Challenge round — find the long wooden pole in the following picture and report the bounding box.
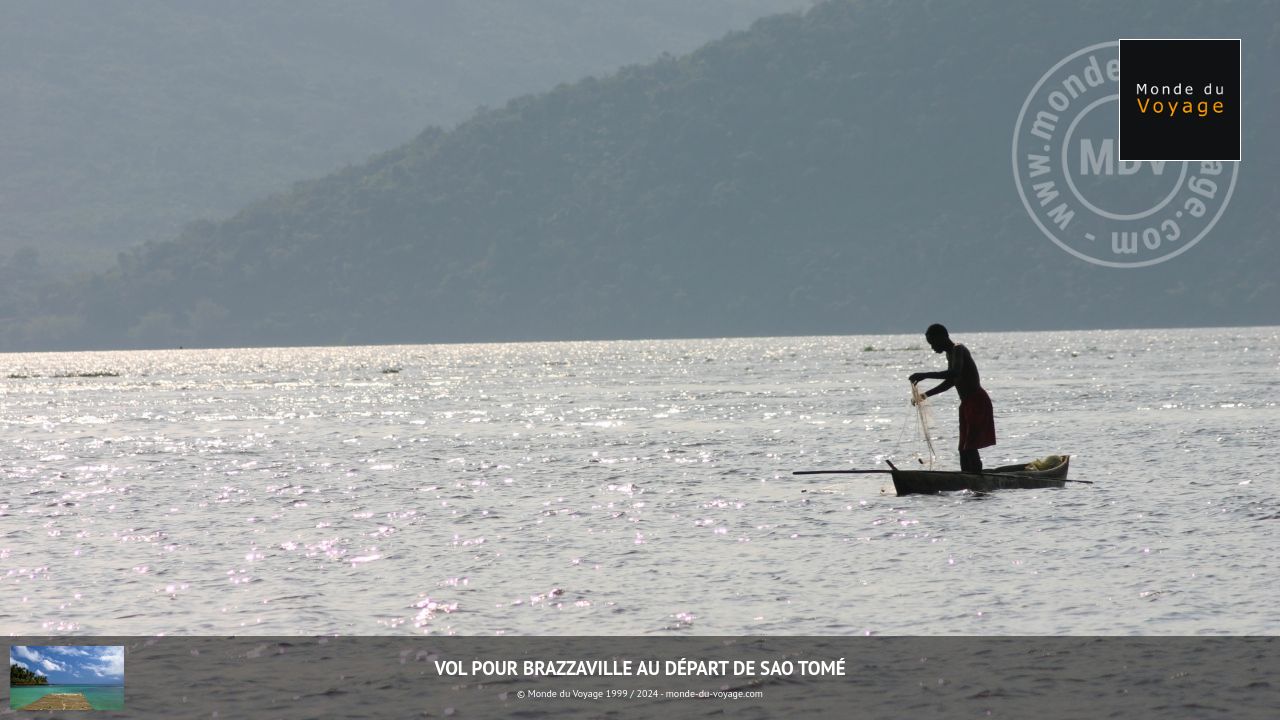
[791,469,892,475]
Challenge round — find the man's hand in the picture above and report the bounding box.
[908,373,925,385]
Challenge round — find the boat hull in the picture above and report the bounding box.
[891,456,1070,495]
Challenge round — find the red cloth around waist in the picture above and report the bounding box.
[958,388,996,451]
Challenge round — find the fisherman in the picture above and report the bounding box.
[908,324,995,473]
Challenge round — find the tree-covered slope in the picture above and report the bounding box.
[0,0,809,272]
[5,0,1276,350]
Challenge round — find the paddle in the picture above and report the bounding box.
[792,469,892,475]
[792,459,904,475]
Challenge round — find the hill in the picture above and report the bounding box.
[3,0,1276,350]
[0,0,809,273]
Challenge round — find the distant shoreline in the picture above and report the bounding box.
[3,321,1277,356]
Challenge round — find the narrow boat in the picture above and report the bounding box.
[888,455,1070,495]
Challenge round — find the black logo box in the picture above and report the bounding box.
[1119,38,1241,161]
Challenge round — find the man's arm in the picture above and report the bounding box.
[924,378,954,398]
[909,348,966,397]
[909,370,948,382]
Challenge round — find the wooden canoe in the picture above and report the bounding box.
[889,455,1070,495]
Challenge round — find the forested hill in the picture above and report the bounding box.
[5,0,1276,350]
[0,0,808,272]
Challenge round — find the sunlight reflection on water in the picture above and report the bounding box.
[1,327,1277,635]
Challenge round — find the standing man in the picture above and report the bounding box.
[908,324,995,472]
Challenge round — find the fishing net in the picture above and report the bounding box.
[910,382,937,469]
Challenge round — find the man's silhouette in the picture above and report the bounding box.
[908,324,995,472]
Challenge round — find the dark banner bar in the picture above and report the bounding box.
[7,637,1278,718]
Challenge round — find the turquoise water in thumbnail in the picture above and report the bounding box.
[9,684,125,710]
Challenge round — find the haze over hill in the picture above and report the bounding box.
[2,0,1276,351]
[0,0,810,272]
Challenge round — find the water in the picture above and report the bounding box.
[1,328,1276,636]
[9,684,126,710]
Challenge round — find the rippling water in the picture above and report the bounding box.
[1,328,1276,635]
